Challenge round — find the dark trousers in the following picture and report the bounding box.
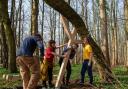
[59,59,71,83]
[81,60,93,84]
[42,63,53,86]
[48,67,53,84]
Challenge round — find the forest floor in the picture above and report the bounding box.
[0,64,128,89]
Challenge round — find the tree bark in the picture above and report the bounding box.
[124,0,128,70]
[99,0,111,81]
[31,0,39,35]
[0,22,8,68]
[10,0,15,34]
[44,0,117,83]
[111,0,118,67]
[0,0,17,73]
[41,0,45,38]
[17,0,22,47]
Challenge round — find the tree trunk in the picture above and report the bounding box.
[111,0,118,66]
[124,0,128,70]
[10,0,15,35]
[84,0,88,28]
[44,0,118,83]
[92,0,96,39]
[17,0,22,47]
[0,22,8,68]
[0,0,17,73]
[0,36,1,64]
[31,0,39,35]
[41,0,45,39]
[99,0,111,81]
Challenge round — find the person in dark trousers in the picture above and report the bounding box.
[16,34,44,89]
[80,37,93,85]
[59,44,78,85]
[41,40,66,88]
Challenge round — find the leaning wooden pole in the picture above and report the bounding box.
[55,40,72,87]
[55,16,76,87]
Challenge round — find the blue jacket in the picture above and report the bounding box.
[17,36,44,57]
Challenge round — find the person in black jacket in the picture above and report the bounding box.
[59,44,78,85]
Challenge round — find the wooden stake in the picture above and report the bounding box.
[60,16,72,39]
[55,40,72,87]
[55,16,76,87]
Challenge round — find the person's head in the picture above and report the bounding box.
[72,44,79,49]
[83,37,89,44]
[48,40,56,48]
[34,34,42,41]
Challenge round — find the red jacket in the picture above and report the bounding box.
[45,47,55,62]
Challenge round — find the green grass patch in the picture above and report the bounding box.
[0,68,21,88]
[0,68,8,74]
[0,65,128,88]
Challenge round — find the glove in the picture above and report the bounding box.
[88,61,91,66]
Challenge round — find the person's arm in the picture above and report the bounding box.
[51,52,66,58]
[73,40,85,47]
[88,46,93,66]
[88,52,93,66]
[56,43,68,49]
[37,41,44,57]
[73,40,83,44]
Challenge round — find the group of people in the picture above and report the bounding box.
[16,34,93,89]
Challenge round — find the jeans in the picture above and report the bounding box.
[80,60,93,84]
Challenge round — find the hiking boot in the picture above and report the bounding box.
[62,77,66,85]
[79,81,84,85]
[48,83,54,88]
[65,81,70,86]
[42,81,47,88]
[88,82,94,86]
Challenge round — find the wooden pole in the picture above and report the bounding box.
[60,16,72,39]
[55,16,76,87]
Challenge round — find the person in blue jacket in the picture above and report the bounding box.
[16,34,44,89]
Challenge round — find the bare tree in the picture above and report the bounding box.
[0,22,8,68]
[17,0,22,47]
[0,0,17,73]
[98,0,111,81]
[31,0,39,35]
[124,0,128,70]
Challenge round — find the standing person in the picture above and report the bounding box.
[59,44,78,85]
[41,40,65,88]
[16,34,44,89]
[80,37,93,85]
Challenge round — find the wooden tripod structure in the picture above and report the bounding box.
[55,16,78,87]
[44,0,119,87]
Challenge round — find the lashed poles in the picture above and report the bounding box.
[55,16,76,87]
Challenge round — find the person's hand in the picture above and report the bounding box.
[62,54,66,58]
[88,61,91,66]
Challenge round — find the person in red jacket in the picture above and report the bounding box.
[41,40,65,88]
